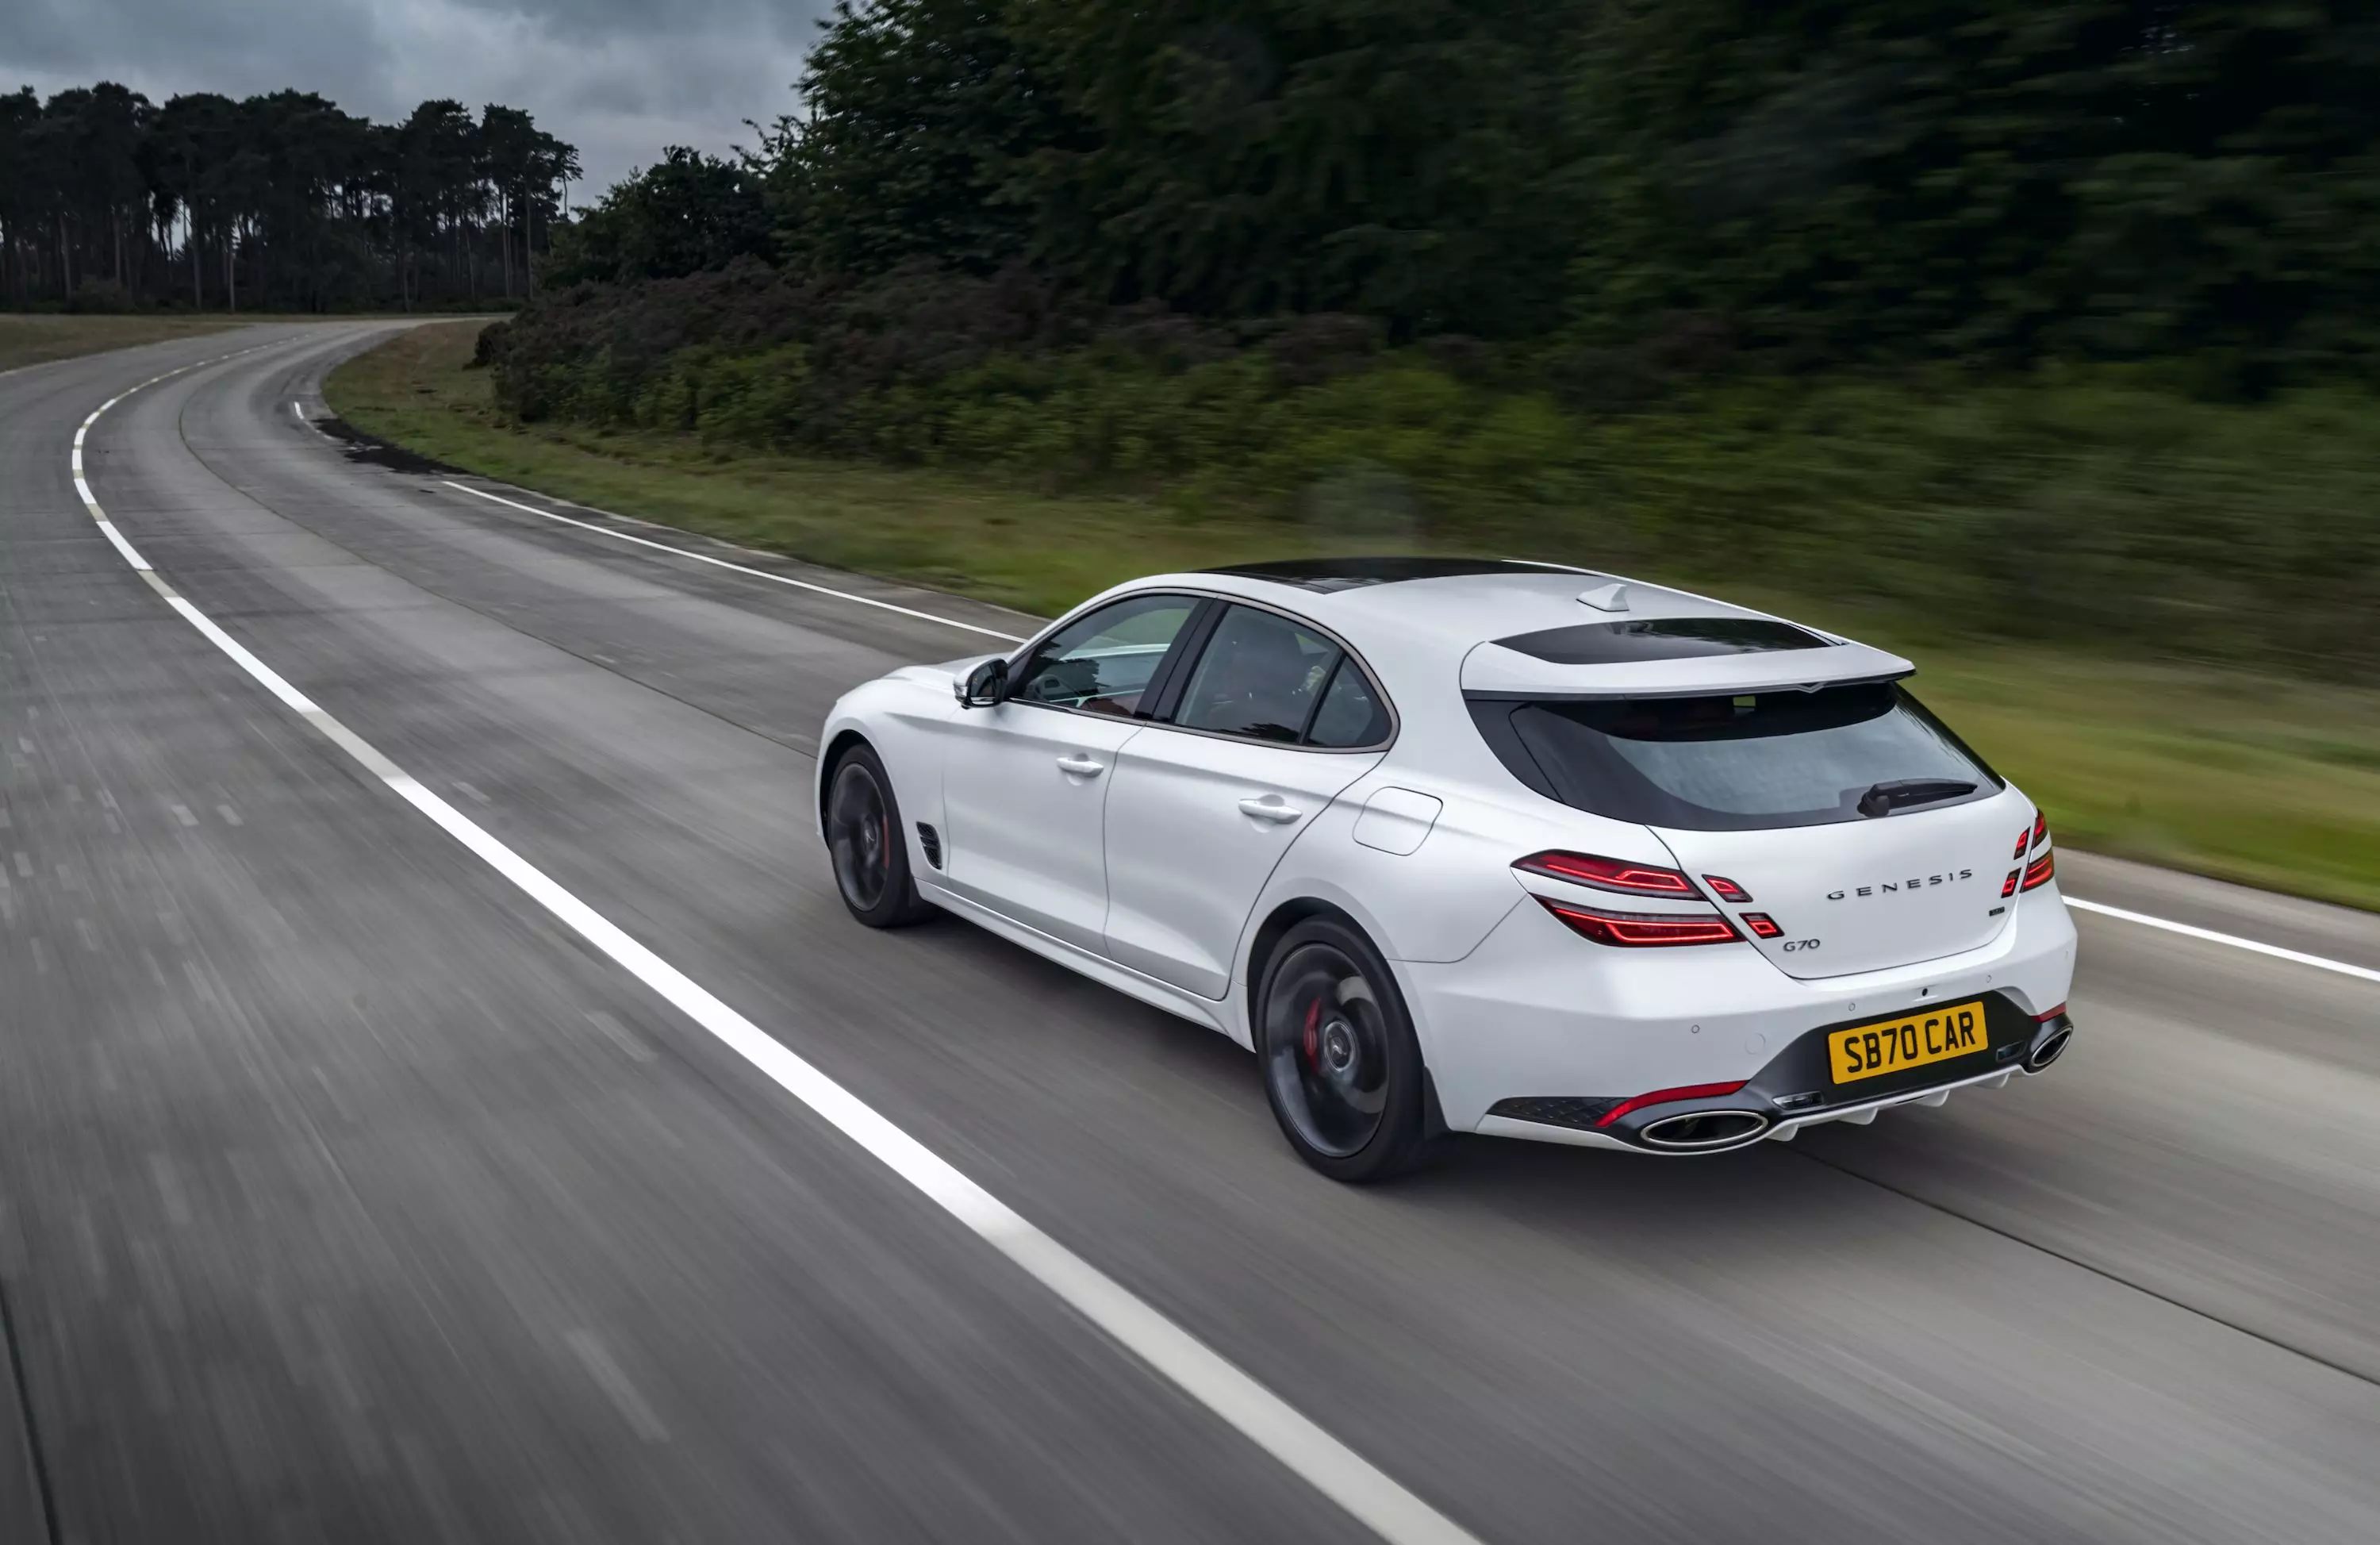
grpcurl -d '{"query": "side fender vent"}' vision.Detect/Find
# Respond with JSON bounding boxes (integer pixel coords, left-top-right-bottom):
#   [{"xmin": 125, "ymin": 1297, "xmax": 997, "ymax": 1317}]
[{"xmin": 916, "ymin": 822, "xmax": 942, "ymax": 869}]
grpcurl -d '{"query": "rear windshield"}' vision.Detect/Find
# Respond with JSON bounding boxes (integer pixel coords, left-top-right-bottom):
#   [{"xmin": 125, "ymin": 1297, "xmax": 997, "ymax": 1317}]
[{"xmin": 1468, "ymin": 683, "xmax": 2002, "ymax": 831}]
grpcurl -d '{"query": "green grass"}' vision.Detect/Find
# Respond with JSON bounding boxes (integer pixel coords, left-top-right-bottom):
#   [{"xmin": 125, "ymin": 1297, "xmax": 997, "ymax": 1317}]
[
  {"xmin": 0, "ymin": 313, "xmax": 253, "ymax": 373},
  {"xmin": 330, "ymin": 320, "xmax": 2380, "ymax": 912}
]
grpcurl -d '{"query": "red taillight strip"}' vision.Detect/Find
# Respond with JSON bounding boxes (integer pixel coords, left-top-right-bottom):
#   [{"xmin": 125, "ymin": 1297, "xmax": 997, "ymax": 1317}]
[
  {"xmin": 1536, "ymin": 897, "xmax": 1742, "ymax": 947},
  {"xmin": 1515, "ymin": 850, "xmax": 1698, "ymax": 897},
  {"xmin": 2001, "ymin": 869, "xmax": 2021, "ymax": 898},
  {"xmin": 2033, "ymin": 810, "xmax": 2050, "ymax": 849},
  {"xmin": 2032, "ymin": 1001, "xmax": 2069, "ymax": 1022},
  {"xmin": 1595, "ymin": 1081, "xmax": 1749, "ymax": 1128},
  {"xmin": 2020, "ymin": 850, "xmax": 2056, "ymax": 891},
  {"xmin": 1741, "ymin": 912, "xmax": 1783, "ymax": 939},
  {"xmin": 2013, "ymin": 825, "xmax": 2031, "ymax": 859},
  {"xmin": 1703, "ymin": 874, "xmax": 1752, "ymax": 903}
]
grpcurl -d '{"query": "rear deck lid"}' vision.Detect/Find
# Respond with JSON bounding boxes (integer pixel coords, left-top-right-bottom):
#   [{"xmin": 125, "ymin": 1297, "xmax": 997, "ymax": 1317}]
[{"xmin": 1653, "ymin": 796, "xmax": 2021, "ymax": 977}]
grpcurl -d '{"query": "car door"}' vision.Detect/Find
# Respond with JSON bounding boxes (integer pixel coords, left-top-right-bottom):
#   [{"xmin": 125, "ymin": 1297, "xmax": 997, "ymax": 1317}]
[
  {"xmin": 939, "ymin": 591, "xmax": 1202, "ymax": 951},
  {"xmin": 1101, "ymin": 602, "xmax": 1393, "ymax": 998}
]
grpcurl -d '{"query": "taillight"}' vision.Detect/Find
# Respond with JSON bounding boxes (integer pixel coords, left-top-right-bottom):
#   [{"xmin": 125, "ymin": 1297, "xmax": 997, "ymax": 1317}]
[
  {"xmin": 2032, "ymin": 1001, "xmax": 2068, "ymax": 1022},
  {"xmin": 1703, "ymin": 874, "xmax": 1752, "ymax": 903},
  {"xmin": 2013, "ymin": 825, "xmax": 2031, "ymax": 859},
  {"xmin": 2020, "ymin": 850, "xmax": 2056, "ymax": 891},
  {"xmin": 1516, "ymin": 851, "xmax": 1698, "ymax": 897},
  {"xmin": 1595, "ymin": 1081, "xmax": 1749, "ymax": 1128},
  {"xmin": 2000, "ymin": 869, "xmax": 2021, "ymax": 898},
  {"xmin": 1740, "ymin": 912, "xmax": 1783, "ymax": 939},
  {"xmin": 1536, "ymin": 897, "xmax": 1742, "ymax": 947},
  {"xmin": 2033, "ymin": 811, "xmax": 2049, "ymax": 849}
]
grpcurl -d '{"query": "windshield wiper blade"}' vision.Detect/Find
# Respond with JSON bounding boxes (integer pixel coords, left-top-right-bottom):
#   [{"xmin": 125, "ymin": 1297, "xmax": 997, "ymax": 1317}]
[{"xmin": 1856, "ymin": 778, "xmax": 1978, "ymax": 818}]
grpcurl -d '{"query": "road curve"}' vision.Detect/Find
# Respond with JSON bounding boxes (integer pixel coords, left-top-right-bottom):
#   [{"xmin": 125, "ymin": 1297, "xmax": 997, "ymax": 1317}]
[{"xmin": 3, "ymin": 322, "xmax": 2377, "ymax": 1545}]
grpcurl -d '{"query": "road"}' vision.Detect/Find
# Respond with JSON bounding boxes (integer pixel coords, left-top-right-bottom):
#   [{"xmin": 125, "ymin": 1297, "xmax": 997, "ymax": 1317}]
[{"xmin": 2, "ymin": 322, "xmax": 2376, "ymax": 1545}]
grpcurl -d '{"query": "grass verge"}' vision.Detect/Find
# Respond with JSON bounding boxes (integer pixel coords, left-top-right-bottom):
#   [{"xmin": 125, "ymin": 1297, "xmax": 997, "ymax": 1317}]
[
  {"xmin": 330, "ymin": 320, "xmax": 2380, "ymax": 912},
  {"xmin": 0, "ymin": 313, "xmax": 253, "ymax": 373}
]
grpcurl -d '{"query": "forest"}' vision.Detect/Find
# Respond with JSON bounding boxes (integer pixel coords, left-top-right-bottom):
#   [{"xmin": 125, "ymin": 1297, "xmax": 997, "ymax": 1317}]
[
  {"xmin": 0, "ymin": 83, "xmax": 578, "ymax": 312},
  {"xmin": 474, "ymin": 1, "xmax": 2379, "ymax": 674},
  {"xmin": 528, "ymin": 0, "xmax": 2379, "ymax": 379}
]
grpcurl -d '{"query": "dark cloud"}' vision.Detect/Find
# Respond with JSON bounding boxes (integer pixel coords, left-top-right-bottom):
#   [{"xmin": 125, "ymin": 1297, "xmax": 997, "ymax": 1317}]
[{"xmin": 0, "ymin": 0, "xmax": 827, "ymax": 188}]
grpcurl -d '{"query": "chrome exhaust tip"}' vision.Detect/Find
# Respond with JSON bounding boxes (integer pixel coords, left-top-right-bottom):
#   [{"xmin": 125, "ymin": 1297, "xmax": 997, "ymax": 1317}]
[
  {"xmin": 1638, "ymin": 1109, "xmax": 1772, "ymax": 1152},
  {"xmin": 2022, "ymin": 1027, "xmax": 2072, "ymax": 1074}
]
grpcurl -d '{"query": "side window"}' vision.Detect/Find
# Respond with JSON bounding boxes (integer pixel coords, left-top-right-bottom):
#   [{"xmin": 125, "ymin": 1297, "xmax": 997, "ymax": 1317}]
[
  {"xmin": 1173, "ymin": 605, "xmax": 1343, "ymax": 744},
  {"xmin": 1008, "ymin": 594, "xmax": 1198, "ymax": 717},
  {"xmin": 1306, "ymin": 658, "xmax": 1392, "ymax": 748}
]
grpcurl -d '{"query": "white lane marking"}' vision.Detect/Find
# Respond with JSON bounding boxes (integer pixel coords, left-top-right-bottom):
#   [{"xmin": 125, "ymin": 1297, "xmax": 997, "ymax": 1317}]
[
  {"xmin": 94, "ymin": 520, "xmax": 152, "ymax": 571},
  {"xmin": 2065, "ymin": 897, "xmax": 2380, "ymax": 986},
  {"xmin": 292, "ymin": 400, "xmax": 338, "ymax": 441},
  {"xmin": 159, "ymin": 594, "xmax": 321, "ymax": 713},
  {"xmin": 440, "ymin": 481, "xmax": 1027, "ymax": 643},
  {"xmin": 75, "ymin": 366, "xmax": 1479, "ymax": 1545}
]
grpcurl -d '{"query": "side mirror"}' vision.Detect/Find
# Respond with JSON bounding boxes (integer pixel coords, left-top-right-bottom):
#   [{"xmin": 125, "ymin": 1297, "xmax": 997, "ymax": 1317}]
[{"xmin": 956, "ymin": 657, "xmax": 1009, "ymax": 708}]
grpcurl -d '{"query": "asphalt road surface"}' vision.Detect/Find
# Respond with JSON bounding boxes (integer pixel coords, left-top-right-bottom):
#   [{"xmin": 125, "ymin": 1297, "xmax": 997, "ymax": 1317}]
[{"xmin": 3, "ymin": 323, "xmax": 2377, "ymax": 1545}]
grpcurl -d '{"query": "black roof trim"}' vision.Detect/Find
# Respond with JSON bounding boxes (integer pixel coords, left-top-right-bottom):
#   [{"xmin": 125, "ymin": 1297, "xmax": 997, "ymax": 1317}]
[
  {"xmin": 1493, "ymin": 617, "xmax": 1835, "ymax": 666},
  {"xmin": 1204, "ymin": 556, "xmax": 1580, "ymax": 594}
]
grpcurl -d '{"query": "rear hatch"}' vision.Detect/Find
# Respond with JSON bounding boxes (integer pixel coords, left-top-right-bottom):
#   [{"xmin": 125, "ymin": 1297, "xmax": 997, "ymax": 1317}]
[{"xmin": 1467, "ymin": 678, "xmax": 2023, "ymax": 978}]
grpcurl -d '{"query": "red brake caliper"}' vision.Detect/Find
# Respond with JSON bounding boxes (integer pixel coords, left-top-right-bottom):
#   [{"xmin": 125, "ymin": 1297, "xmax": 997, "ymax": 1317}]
[{"xmin": 1301, "ymin": 997, "xmax": 1322, "ymax": 1068}]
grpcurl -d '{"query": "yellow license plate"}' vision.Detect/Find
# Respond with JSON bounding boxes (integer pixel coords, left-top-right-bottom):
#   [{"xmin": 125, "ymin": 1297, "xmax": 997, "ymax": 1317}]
[{"xmin": 1829, "ymin": 1000, "xmax": 1989, "ymax": 1084}]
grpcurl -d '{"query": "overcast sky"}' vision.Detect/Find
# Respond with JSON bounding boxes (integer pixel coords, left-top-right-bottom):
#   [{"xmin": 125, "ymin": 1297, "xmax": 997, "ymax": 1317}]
[{"xmin": 2, "ymin": 0, "xmax": 829, "ymax": 192}]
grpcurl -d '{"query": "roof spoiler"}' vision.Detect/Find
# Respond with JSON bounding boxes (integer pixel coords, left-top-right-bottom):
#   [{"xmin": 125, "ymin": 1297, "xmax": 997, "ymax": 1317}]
[{"xmin": 1459, "ymin": 637, "xmax": 1916, "ymax": 700}]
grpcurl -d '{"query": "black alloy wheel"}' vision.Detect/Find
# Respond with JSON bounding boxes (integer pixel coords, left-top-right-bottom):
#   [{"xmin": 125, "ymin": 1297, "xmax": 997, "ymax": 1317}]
[
  {"xmin": 826, "ymin": 744, "xmax": 933, "ymax": 928},
  {"xmin": 1257, "ymin": 917, "xmax": 1431, "ymax": 1182}
]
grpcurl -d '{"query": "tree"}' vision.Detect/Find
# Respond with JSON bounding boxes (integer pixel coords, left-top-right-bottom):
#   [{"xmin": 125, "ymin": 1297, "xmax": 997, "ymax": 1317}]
[
  {"xmin": 0, "ymin": 88, "xmax": 40, "ymax": 303},
  {"xmin": 479, "ymin": 104, "xmax": 549, "ymax": 297},
  {"xmin": 1564, "ymin": 0, "xmax": 2380, "ymax": 375},
  {"xmin": 543, "ymin": 147, "xmax": 772, "ymax": 286},
  {"xmin": 1014, "ymin": 0, "xmax": 1587, "ymax": 335},
  {"xmin": 767, "ymin": 0, "xmax": 1081, "ymax": 279},
  {"xmin": 0, "ymin": 79, "xmax": 578, "ymax": 311}
]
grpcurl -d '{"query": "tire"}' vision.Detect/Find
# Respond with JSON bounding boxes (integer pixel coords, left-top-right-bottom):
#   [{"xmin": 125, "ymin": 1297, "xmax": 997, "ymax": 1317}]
[
  {"xmin": 1254, "ymin": 917, "xmax": 1434, "ymax": 1182},
  {"xmin": 824, "ymin": 743, "xmax": 935, "ymax": 928}
]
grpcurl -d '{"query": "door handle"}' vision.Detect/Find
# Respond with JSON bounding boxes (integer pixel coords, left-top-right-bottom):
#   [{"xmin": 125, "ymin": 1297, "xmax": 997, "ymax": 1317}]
[
  {"xmin": 1056, "ymin": 754, "xmax": 1105, "ymax": 777},
  {"xmin": 1238, "ymin": 796, "xmax": 1303, "ymax": 824}
]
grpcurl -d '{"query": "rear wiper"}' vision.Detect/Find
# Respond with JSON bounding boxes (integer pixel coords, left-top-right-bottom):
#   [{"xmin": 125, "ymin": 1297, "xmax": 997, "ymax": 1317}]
[{"xmin": 1856, "ymin": 778, "xmax": 1977, "ymax": 818}]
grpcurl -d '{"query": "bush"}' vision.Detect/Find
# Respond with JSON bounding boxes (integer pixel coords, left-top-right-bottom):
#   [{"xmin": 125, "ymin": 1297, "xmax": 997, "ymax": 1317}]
[
  {"xmin": 482, "ymin": 267, "xmax": 2380, "ymax": 678},
  {"xmin": 65, "ymin": 279, "xmax": 135, "ymax": 314}
]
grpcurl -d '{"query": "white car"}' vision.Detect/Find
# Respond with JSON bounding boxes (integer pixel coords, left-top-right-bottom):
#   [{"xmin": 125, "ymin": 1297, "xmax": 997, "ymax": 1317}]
[{"xmin": 816, "ymin": 559, "xmax": 2077, "ymax": 1180}]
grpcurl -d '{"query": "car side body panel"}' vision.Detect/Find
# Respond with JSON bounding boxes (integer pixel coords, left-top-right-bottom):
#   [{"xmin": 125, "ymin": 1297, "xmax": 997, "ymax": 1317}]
[{"xmin": 817, "ymin": 571, "xmax": 2082, "ymax": 1159}]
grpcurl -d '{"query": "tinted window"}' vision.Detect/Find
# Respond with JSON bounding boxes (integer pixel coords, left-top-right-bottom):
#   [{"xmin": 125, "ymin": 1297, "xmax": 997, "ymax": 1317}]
[
  {"xmin": 1495, "ymin": 617, "xmax": 1831, "ymax": 664},
  {"xmin": 1173, "ymin": 605, "xmax": 1341, "ymax": 743},
  {"xmin": 1010, "ymin": 594, "xmax": 1196, "ymax": 717},
  {"xmin": 1471, "ymin": 683, "xmax": 2000, "ymax": 830},
  {"xmin": 1307, "ymin": 659, "xmax": 1392, "ymax": 748}
]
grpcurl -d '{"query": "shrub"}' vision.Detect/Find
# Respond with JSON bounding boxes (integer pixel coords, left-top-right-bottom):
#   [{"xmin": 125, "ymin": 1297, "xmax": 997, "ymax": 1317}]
[{"xmin": 482, "ymin": 267, "xmax": 2380, "ymax": 678}]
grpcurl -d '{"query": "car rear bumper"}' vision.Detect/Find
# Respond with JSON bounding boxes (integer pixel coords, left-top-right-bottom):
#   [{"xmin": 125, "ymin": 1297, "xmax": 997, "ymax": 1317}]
[
  {"xmin": 1400, "ymin": 885, "xmax": 2079, "ymax": 1149},
  {"xmin": 1478, "ymin": 1001, "xmax": 2075, "ymax": 1154}
]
